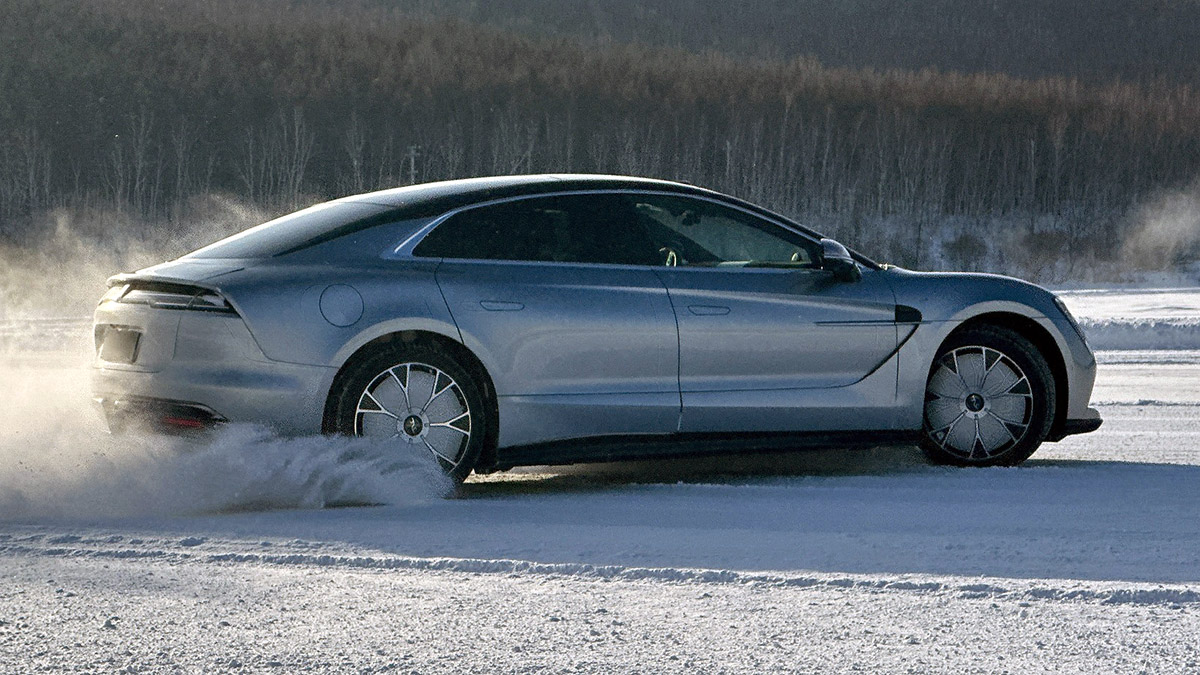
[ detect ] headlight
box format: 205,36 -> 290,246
1053,295 -> 1089,347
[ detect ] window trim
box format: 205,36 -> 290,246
389,189 -> 844,271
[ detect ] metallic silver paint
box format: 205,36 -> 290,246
92,175 -> 1100,465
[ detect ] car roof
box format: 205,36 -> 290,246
339,174 -> 714,213
335,174 -> 879,268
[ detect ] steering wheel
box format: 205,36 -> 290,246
659,246 -> 679,267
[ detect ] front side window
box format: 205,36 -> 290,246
629,195 -> 820,268
413,194 -> 660,266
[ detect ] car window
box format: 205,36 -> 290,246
413,194 -> 661,266
628,195 -> 820,268
185,201 -> 393,259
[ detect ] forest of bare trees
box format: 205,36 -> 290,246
2,0 -> 1199,281
401,0 -> 1200,86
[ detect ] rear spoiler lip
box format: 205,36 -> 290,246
105,272 -> 226,293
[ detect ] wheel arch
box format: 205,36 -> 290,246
942,311 -> 1068,440
321,329 -> 501,471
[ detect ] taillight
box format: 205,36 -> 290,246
102,281 -> 236,314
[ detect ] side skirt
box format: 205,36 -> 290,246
493,430 -> 921,470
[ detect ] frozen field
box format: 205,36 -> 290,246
0,288 -> 1197,672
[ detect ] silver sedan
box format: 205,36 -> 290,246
93,175 -> 1101,481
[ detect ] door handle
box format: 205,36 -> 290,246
480,300 -> 525,311
688,305 -> 730,316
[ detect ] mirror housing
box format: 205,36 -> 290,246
819,238 -> 862,282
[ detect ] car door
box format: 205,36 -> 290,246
413,193 -> 681,447
628,193 -> 900,434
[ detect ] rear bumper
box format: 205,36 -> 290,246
1047,407 -> 1103,441
92,305 -> 337,436
94,395 -> 226,435
93,358 -> 335,436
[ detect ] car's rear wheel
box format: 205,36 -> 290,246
330,344 -> 486,483
920,326 -> 1056,466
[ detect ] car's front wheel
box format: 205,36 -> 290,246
329,343 -> 486,483
920,326 -> 1056,466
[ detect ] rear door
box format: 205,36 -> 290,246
629,194 -> 899,433
414,193 -> 681,446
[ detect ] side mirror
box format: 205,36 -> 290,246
819,238 -> 862,282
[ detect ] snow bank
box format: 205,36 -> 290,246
1078,317 -> 1200,350
1055,286 -> 1200,350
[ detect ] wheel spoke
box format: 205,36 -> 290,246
925,398 -> 962,432
358,410 -> 398,439
982,354 -> 1020,397
422,439 -> 456,465
988,394 -> 1028,425
423,374 -> 455,412
990,412 -> 1022,445
358,406 -> 398,419
1003,376 -> 1031,397
361,390 -> 399,418
388,366 -> 411,410
430,411 -> 471,435
400,366 -> 434,410
945,414 -> 976,452
976,413 -> 1013,452
927,411 -> 968,451
955,349 -> 987,391
928,364 -> 967,399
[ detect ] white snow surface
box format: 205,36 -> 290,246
1,287 -> 1199,672
1057,286 -> 1200,350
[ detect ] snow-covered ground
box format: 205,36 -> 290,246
1,288 -> 1198,672
1057,286 -> 1200,350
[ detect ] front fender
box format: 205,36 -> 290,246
886,269 -> 1096,428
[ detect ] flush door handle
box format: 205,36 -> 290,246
480,300 -> 525,311
688,305 -> 731,316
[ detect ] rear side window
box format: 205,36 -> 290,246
413,194 -> 661,266
185,201 -> 392,259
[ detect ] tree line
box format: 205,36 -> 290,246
1,0 -> 1198,280
398,0 -> 1200,86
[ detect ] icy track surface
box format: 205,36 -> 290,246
1,288 -> 1199,672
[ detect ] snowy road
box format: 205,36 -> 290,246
1,290 -> 1198,672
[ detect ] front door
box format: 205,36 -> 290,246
628,193 -> 899,433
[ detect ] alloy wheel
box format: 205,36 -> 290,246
355,362 -> 473,470
924,345 -> 1034,460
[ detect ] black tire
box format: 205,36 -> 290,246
328,342 -> 488,483
920,325 -> 1056,467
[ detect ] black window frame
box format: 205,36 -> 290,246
407,189 -> 830,270
411,192 -> 662,267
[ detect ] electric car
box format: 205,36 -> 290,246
93,175 -> 1102,480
